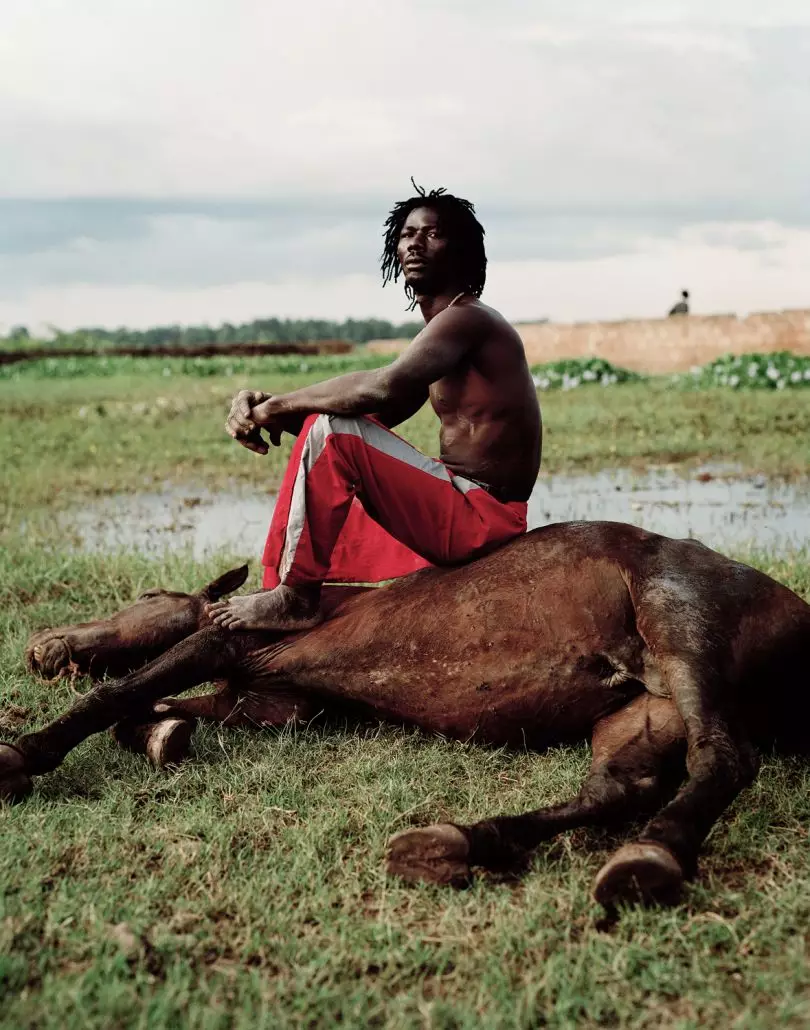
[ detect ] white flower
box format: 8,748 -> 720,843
729,375 -> 740,387
583,369 -> 596,381
790,371 -> 802,382
776,379 -> 786,389
766,366 -> 780,380
78,406 -> 88,418
804,369 -> 810,380
748,363 -> 759,377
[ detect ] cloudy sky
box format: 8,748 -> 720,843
2,0 -> 809,332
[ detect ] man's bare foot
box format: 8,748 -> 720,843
205,584 -> 323,632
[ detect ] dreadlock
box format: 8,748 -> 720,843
381,179 -> 487,310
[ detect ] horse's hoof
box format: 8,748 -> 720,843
593,842 -> 684,908
25,634 -> 73,680
146,718 -> 194,768
0,744 -> 33,803
112,718 -> 195,769
386,824 -> 472,887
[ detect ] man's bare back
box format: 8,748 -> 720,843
208,190 -> 542,632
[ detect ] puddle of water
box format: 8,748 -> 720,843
527,466 -> 810,553
57,465 -> 810,559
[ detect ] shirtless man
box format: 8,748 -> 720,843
207,186 -> 542,632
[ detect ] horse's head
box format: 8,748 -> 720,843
26,565 -> 250,680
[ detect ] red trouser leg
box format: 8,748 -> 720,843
262,414 -> 527,589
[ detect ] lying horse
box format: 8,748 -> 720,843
6,521 -> 810,908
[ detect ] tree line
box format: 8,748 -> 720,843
2,317 -> 422,350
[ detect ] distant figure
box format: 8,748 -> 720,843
668,290 -> 690,317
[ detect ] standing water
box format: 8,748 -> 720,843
59,465 -> 810,558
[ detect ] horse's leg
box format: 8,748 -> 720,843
593,653 -> 759,908
0,626 -> 260,799
386,695 -> 687,889
111,683 -> 321,767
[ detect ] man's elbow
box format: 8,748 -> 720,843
361,370 -> 396,410
370,368 -> 425,409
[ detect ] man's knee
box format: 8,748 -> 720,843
301,413 -> 367,433
314,413 -> 378,441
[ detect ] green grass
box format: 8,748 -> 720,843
2,361 -> 810,1027
3,365 -> 810,525
1,546 -> 810,1028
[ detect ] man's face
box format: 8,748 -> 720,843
397,206 -> 453,294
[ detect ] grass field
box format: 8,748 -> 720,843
1,358 -> 809,1028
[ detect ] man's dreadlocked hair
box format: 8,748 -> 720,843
380,179 -> 487,309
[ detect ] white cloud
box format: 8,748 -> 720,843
0,0 -> 809,326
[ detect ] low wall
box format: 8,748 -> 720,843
367,308 -> 810,374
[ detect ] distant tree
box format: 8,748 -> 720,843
3,315 -> 424,349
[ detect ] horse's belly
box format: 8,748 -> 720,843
332,648 -> 642,747
265,559 -> 647,748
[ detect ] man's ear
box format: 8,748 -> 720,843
201,564 -> 250,601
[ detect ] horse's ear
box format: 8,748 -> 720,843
201,565 -> 250,601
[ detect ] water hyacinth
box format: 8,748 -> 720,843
672,351 -> 810,390
529,357 -> 641,391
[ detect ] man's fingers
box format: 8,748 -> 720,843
225,390 -> 274,450
237,433 -> 268,455
228,413 -> 254,435
242,426 -> 269,454
240,439 -> 269,455
228,389 -> 269,434
225,420 -> 268,453
237,389 -> 268,415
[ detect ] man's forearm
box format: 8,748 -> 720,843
261,369 -> 390,419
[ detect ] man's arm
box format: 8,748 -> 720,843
226,306 -> 481,446
370,389 -> 430,429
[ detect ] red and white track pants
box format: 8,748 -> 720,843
262,414 -> 527,589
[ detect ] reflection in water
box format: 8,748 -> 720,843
59,465 -> 810,559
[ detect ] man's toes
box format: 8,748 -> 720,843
209,608 -> 232,626
219,613 -> 245,631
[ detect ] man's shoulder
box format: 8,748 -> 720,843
437,298 -> 515,338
